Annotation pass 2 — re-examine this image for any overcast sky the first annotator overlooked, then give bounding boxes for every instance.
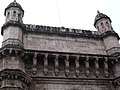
[0,0,120,47]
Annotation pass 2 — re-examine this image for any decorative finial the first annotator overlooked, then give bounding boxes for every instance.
[14,0,16,2]
[97,10,100,14]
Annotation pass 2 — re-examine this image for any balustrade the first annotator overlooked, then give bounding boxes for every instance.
[23,52,116,78]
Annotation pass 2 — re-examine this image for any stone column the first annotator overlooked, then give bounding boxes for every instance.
[85,56,90,77]
[32,53,37,75]
[54,55,59,76]
[43,54,48,76]
[95,57,99,78]
[75,56,80,77]
[65,55,70,77]
[104,57,109,77]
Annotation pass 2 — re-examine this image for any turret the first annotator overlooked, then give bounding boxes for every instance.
[0,1,31,90]
[1,0,24,48]
[94,11,113,33]
[94,11,120,55]
[4,0,24,23]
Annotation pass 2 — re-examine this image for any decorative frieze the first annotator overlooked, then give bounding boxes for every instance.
[0,69,32,89]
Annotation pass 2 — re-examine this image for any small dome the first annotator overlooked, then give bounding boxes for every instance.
[94,11,111,27]
[4,0,24,15]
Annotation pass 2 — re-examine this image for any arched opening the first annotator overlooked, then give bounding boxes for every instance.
[89,58,95,73]
[18,13,21,21]
[13,11,16,17]
[106,21,110,29]
[79,57,85,74]
[101,22,104,27]
[59,56,65,75]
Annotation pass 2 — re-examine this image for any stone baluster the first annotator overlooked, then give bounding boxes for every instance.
[104,57,109,77]
[54,55,59,76]
[75,56,80,77]
[43,54,48,76]
[85,56,90,77]
[95,57,99,77]
[65,55,70,77]
[32,53,37,75]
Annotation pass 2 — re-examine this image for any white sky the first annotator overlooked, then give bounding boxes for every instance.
[0,0,120,47]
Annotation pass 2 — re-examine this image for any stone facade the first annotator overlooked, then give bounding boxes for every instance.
[0,1,120,90]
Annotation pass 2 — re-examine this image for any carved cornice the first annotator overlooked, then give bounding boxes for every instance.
[101,31,119,40]
[112,77,120,87]
[23,24,119,40]
[0,48,25,59]
[33,77,112,85]
[0,69,32,86]
[24,24,101,39]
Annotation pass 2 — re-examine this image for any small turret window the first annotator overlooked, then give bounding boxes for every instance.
[101,22,103,25]
[106,22,108,24]
[106,22,110,29]
[18,13,21,21]
[101,22,104,28]
[13,11,16,17]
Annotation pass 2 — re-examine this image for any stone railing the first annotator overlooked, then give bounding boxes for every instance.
[23,24,100,38]
[24,50,117,78]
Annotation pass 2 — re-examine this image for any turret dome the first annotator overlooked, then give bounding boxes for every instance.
[4,0,24,16]
[94,11,111,27]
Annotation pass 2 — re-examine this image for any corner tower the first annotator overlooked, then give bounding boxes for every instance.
[0,1,31,90]
[94,11,113,33]
[1,0,24,48]
[94,11,120,55]
[4,0,24,23]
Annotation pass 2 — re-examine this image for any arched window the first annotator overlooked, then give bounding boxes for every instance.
[18,13,21,21]
[13,11,16,17]
[106,22,110,29]
[101,22,104,28]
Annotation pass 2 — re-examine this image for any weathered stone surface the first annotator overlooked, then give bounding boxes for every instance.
[34,79,112,90]
[1,1,120,90]
[24,34,106,55]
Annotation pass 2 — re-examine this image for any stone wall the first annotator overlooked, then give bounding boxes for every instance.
[33,78,112,90]
[24,33,106,55]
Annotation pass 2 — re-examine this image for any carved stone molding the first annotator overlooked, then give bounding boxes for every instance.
[112,77,120,88]
[0,69,32,86]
